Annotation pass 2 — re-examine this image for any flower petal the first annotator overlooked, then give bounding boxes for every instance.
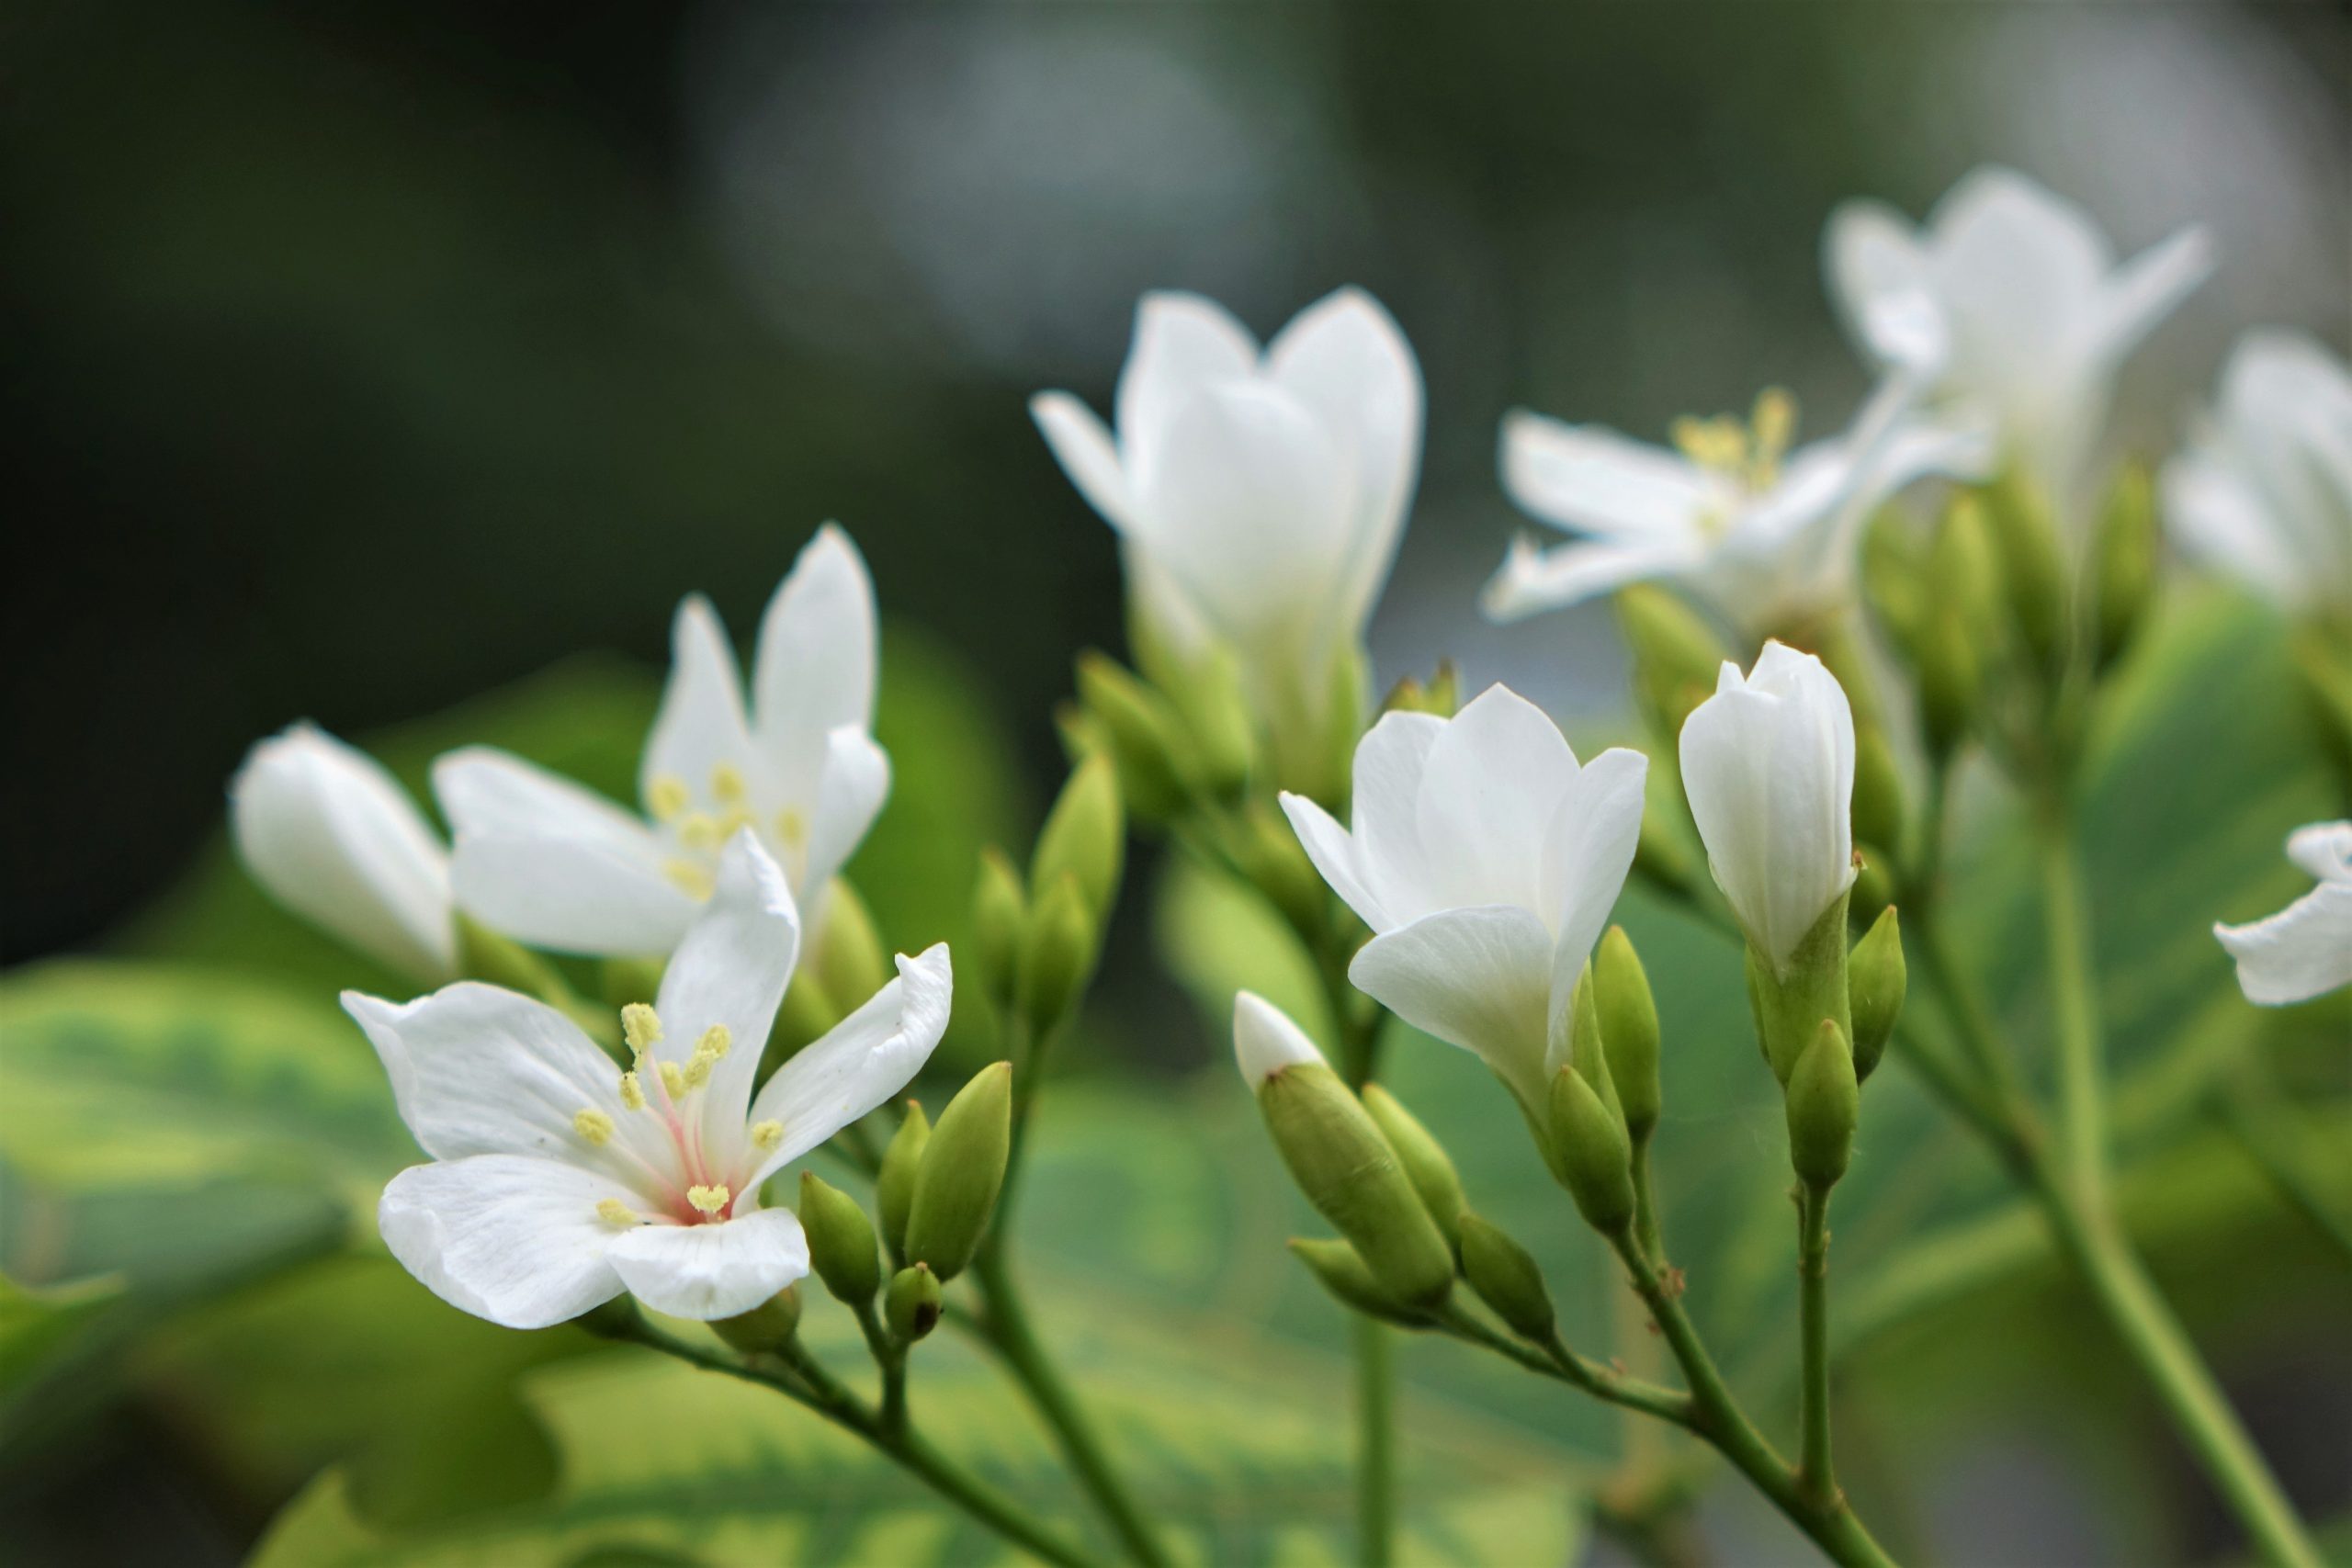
[2085,224,2213,371]
[378,1155,632,1330]
[1232,990,1329,1088]
[799,727,891,901]
[1114,291,1259,458]
[1345,711,1444,921]
[1824,198,1947,373]
[1350,907,1555,1113]
[1032,391,1137,533]
[1412,685,1576,918]
[2286,822,2352,886]
[653,832,802,1152]
[605,1206,810,1322]
[1500,412,1711,544]
[1538,745,1648,1003]
[745,944,952,1188]
[2216,883,2352,1007]
[1280,792,1389,933]
[1481,534,1696,622]
[752,525,877,807]
[2162,454,2302,607]
[641,594,757,818]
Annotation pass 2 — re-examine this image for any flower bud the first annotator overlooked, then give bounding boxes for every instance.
[876,1101,932,1262]
[1852,726,1905,860]
[713,1285,802,1355]
[1016,873,1098,1032]
[810,880,890,1016]
[1361,1085,1466,1249]
[1745,897,1852,1085]
[1861,507,1927,662]
[1287,1238,1430,1328]
[1177,647,1256,799]
[2092,462,2158,672]
[1239,996,1453,1307]
[1559,963,1622,1122]
[1847,906,1905,1085]
[1933,491,2006,649]
[798,1171,882,1307]
[1457,1213,1555,1342]
[885,1264,943,1343]
[904,1062,1012,1282]
[1618,584,1729,743]
[1548,1066,1635,1234]
[1380,660,1461,718]
[1593,927,1660,1143]
[970,849,1027,1012]
[1786,1019,1860,1188]
[1075,651,1192,820]
[1980,473,2067,678]
[1917,604,1984,762]
[1032,752,1125,919]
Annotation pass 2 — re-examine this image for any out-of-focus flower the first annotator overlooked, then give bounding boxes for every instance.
[435,526,888,957]
[231,724,456,983]
[1827,165,2211,515]
[2215,822,2352,1007]
[1031,288,1421,761]
[2164,332,2352,619]
[1279,686,1645,1113]
[1484,379,1987,633]
[348,833,951,1327]
[1679,642,1856,975]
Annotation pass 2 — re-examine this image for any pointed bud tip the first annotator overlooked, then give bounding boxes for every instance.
[1233,991,1328,1089]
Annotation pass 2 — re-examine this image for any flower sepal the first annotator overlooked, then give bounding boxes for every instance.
[904,1063,1013,1283]
[1287,1238,1432,1329]
[714,1285,804,1355]
[1785,1020,1860,1190]
[1745,893,1854,1087]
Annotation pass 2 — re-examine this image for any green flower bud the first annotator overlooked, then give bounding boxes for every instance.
[885,1264,944,1343]
[1852,726,1905,859]
[1746,896,1851,1085]
[1593,927,1660,1143]
[1934,491,2006,647]
[1980,473,2068,678]
[1457,1212,1555,1342]
[1255,1057,1454,1308]
[713,1285,802,1355]
[876,1101,931,1262]
[773,969,841,1053]
[1917,604,1984,762]
[1360,1085,1465,1249]
[904,1062,1012,1282]
[798,1170,882,1307]
[1287,1238,1430,1327]
[1031,751,1125,919]
[970,849,1026,1012]
[1847,906,1905,1085]
[1547,1066,1635,1234]
[810,880,890,1016]
[2092,463,2158,672]
[1558,964,1622,1122]
[1016,873,1098,1033]
[1618,584,1730,743]
[1178,648,1256,799]
[1075,651,1192,819]
[1380,660,1462,718]
[1860,506,1928,662]
[1786,1019,1860,1189]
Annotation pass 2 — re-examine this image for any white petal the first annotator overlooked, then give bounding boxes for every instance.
[653,833,802,1153]
[1537,746,1648,999]
[2216,884,2352,1007]
[1032,391,1138,532]
[744,944,952,1188]
[1280,792,1389,933]
[1344,711,1444,917]
[1927,167,2111,359]
[2084,225,2213,370]
[1114,291,1259,458]
[435,748,696,956]
[2163,453,2302,607]
[1232,990,1329,1089]
[2286,822,2352,886]
[798,728,891,900]
[1824,199,1947,374]
[343,984,673,1178]
[640,594,757,817]
[605,1206,810,1322]
[1481,534,1696,622]
[1350,907,1555,1113]
[231,725,455,982]
[1412,685,1577,917]
[378,1156,631,1330]
[1499,412,1711,543]
[752,525,877,806]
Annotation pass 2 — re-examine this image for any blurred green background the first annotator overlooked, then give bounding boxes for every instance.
[3,3,2347,1565]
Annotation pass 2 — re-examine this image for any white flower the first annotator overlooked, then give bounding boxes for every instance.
[2215,822,2352,1007]
[1279,686,1646,1112]
[1826,165,2212,514]
[435,525,889,957]
[1232,989,1328,1089]
[231,724,456,983]
[1484,378,1988,632]
[2164,332,2352,619]
[347,832,951,1328]
[1678,642,1856,975]
[1031,288,1422,736]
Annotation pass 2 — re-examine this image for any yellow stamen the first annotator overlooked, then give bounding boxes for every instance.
[662,858,715,900]
[711,763,748,805]
[687,1183,731,1217]
[751,1120,784,1152]
[659,1061,686,1099]
[647,773,691,823]
[775,807,808,847]
[573,1108,616,1146]
[696,1024,732,1059]
[1751,387,1796,465]
[682,1052,715,1089]
[596,1198,639,1226]
[718,806,754,838]
[617,1071,646,1111]
[677,812,719,852]
[620,1003,662,1055]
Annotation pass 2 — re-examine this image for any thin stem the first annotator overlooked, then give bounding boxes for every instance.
[1795,1185,1835,1509]
[854,1300,908,1436]
[1630,1134,1667,1269]
[2034,796,2108,1208]
[1354,1316,1394,1568]
[1431,1301,1695,1426]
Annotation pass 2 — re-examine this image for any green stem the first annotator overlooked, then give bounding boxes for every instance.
[1354,1316,1395,1568]
[1795,1185,1835,1509]
[1431,1303,1694,1427]
[1608,1235,1899,1568]
[1630,1134,1667,1269]
[2034,796,2107,1208]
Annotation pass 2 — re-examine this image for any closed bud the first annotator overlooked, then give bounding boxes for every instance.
[1179,648,1257,798]
[2092,463,2158,672]
[1381,660,1461,718]
[1361,1085,1465,1249]
[1559,964,1622,1121]
[798,1171,882,1307]
[1917,604,1983,761]
[876,1101,931,1262]
[1786,1019,1860,1188]
[810,880,890,1015]
[970,849,1027,1011]
[1031,751,1125,919]
[1933,492,2005,647]
[885,1264,944,1343]
[1980,473,2068,677]
[1618,584,1730,742]
[1016,873,1098,1032]
[1548,1066,1635,1233]
[1458,1213,1555,1342]
[1287,1238,1429,1328]
[904,1062,1012,1282]
[1847,906,1905,1085]
[1593,927,1661,1142]
[1861,506,1928,661]
[713,1285,802,1355]
[1746,896,1852,1085]
[1075,651,1192,819]
[1852,726,1905,858]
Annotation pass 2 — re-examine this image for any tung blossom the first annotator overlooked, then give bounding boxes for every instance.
[1280,685,1647,1112]
[1031,288,1422,744]
[347,832,951,1327]
[2215,822,2352,1008]
[2164,331,2352,620]
[1827,165,2212,516]
[231,723,456,984]
[435,525,888,957]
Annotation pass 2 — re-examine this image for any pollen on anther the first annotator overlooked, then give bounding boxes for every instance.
[711,763,748,805]
[751,1120,784,1151]
[662,858,716,900]
[775,807,808,847]
[659,1061,686,1098]
[574,1108,616,1146]
[677,812,719,852]
[682,1053,714,1089]
[648,774,691,823]
[621,1003,663,1055]
[618,1071,646,1111]
[596,1198,639,1226]
[696,1023,732,1060]
[686,1183,731,1216]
